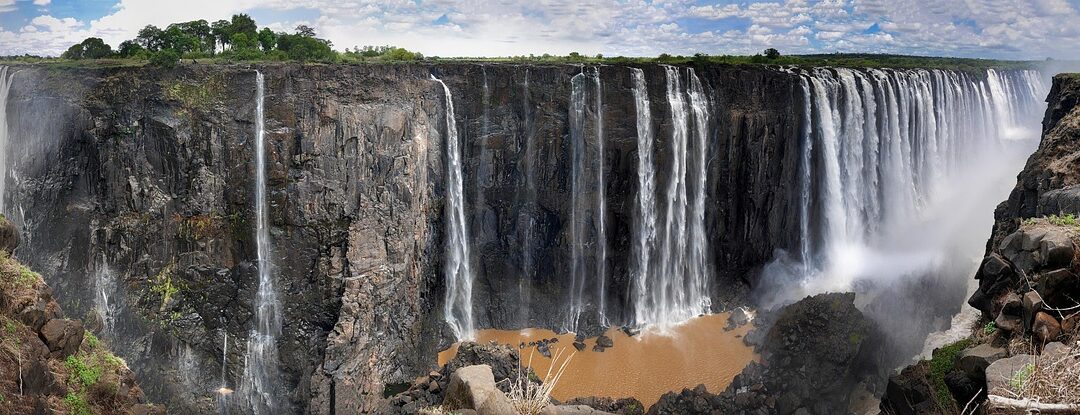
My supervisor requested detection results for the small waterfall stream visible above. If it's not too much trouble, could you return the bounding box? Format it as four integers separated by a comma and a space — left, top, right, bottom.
566, 71, 588, 331
519, 69, 536, 325
593, 67, 608, 325
239, 71, 282, 414
433, 74, 475, 341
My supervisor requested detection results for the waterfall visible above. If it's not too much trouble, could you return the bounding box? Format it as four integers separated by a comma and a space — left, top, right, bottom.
632, 66, 712, 328
519, 69, 535, 325
630, 68, 658, 326
239, 71, 282, 414
775, 67, 1049, 304
566, 71, 588, 331
593, 67, 608, 325
93, 256, 118, 337
0, 66, 12, 215
433, 75, 475, 341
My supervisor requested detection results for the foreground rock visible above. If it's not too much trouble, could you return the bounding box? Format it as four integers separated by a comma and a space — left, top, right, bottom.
444, 365, 516, 415
0, 249, 161, 414
648, 292, 884, 414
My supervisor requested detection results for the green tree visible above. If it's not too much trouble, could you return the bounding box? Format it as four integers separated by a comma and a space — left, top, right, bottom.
257, 28, 277, 52
136, 25, 165, 51
294, 24, 316, 38
276, 33, 336, 61
63, 37, 113, 59
61, 43, 84, 59
117, 40, 145, 58
764, 48, 781, 59
230, 14, 258, 39
211, 19, 232, 52
230, 32, 258, 51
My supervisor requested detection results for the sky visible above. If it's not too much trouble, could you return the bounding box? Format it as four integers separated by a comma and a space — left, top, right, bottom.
1, 0, 1079, 60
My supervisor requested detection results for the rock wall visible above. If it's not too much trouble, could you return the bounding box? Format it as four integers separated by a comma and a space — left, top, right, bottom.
0, 62, 803, 413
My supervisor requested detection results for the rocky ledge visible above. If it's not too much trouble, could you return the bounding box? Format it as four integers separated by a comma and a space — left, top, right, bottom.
0, 218, 160, 415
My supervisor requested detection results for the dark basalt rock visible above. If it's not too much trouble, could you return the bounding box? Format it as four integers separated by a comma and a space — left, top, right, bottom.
649, 292, 885, 415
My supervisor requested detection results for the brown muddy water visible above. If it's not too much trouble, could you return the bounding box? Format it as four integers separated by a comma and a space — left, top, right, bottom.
437, 313, 757, 407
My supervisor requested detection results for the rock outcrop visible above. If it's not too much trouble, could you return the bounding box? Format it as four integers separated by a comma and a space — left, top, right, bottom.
0, 228, 159, 414
648, 292, 885, 414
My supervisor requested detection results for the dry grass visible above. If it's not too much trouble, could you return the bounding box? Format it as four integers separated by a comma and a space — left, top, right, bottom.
994, 341, 1080, 410
506, 347, 575, 415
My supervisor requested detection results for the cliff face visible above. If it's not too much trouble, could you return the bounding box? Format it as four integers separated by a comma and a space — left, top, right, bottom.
1, 62, 802, 413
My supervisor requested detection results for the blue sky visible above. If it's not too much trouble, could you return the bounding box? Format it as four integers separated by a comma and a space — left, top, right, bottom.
1, 0, 1079, 59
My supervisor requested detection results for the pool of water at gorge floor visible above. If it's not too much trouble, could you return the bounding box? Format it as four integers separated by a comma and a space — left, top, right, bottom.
437, 313, 757, 407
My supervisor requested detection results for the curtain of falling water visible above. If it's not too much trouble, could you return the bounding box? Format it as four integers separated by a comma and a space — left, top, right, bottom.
593, 67, 608, 325
631, 66, 712, 328
0, 66, 12, 215
787, 68, 1049, 298
566, 71, 588, 331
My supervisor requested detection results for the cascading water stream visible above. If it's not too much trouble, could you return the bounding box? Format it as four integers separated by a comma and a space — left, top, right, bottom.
631, 66, 712, 328
0, 66, 13, 215
592, 67, 608, 325
566, 71, 588, 331
519, 69, 536, 325
239, 71, 282, 414
433, 74, 475, 340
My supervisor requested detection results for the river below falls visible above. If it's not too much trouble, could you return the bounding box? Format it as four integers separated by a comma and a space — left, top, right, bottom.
437, 313, 756, 407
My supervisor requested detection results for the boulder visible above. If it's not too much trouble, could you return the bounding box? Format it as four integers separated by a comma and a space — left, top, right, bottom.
443, 342, 520, 386
1033, 312, 1062, 345
0, 216, 19, 254
880, 362, 937, 415
1023, 291, 1046, 330
1041, 342, 1070, 362
1039, 230, 1075, 268
1037, 268, 1080, 308
994, 310, 1023, 334
596, 335, 613, 348
725, 307, 755, 331
958, 344, 1007, 380
443, 365, 516, 415
39, 318, 84, 358
1062, 313, 1080, 334
1039, 185, 1080, 217
971, 254, 1019, 313
564, 397, 645, 415
985, 354, 1035, 395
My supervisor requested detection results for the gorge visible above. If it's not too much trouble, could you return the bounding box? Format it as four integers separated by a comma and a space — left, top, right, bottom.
0, 61, 1055, 414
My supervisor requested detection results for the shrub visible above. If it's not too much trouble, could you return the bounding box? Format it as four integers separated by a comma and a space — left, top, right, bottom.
150, 49, 180, 68
928, 339, 972, 409
66, 355, 103, 388
85, 331, 99, 350
63, 392, 91, 415
983, 321, 996, 335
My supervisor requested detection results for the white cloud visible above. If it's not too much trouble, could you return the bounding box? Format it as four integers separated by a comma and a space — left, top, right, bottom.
33, 0, 51, 5
0, 0, 1078, 59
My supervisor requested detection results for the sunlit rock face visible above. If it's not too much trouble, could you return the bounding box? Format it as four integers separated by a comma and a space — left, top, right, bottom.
0, 62, 1048, 413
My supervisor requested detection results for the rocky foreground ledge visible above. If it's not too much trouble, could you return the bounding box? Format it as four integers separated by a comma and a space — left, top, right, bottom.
0, 218, 160, 415
381, 292, 885, 415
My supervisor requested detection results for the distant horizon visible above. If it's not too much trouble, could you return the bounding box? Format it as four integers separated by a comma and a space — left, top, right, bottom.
1, 0, 1079, 60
